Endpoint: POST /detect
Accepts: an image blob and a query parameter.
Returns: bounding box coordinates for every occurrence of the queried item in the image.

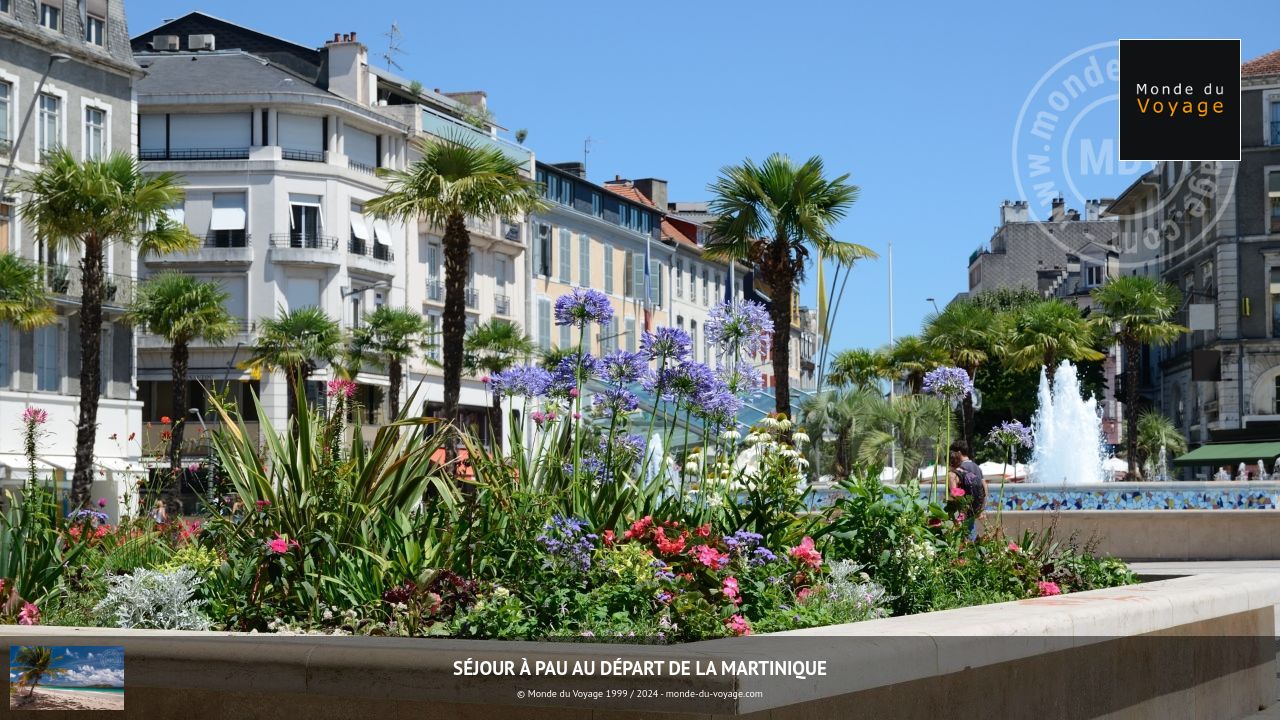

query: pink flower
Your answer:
[693,544,729,568]
[724,614,751,636]
[950,486,966,497]
[17,601,40,626]
[789,537,823,570]
[531,410,547,425]
[722,577,741,605]
[569,388,580,398]
[1008,542,1021,552]
[797,587,813,603]
[255,499,271,509]
[480,375,491,384]
[22,407,48,425]
[955,512,966,523]
[1037,581,1061,597]
[326,378,357,399]
[187,463,200,474]
[267,532,299,555]
[161,415,172,425]
[573,412,582,420]
[97,498,107,508]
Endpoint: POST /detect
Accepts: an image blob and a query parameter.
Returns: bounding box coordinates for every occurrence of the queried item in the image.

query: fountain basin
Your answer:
[804,482,1280,511]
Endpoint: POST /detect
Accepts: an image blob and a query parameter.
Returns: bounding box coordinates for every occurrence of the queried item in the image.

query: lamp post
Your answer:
[926,297,940,315]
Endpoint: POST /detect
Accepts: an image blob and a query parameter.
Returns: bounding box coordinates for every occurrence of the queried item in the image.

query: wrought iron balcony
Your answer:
[269,232,338,250]
[348,158,375,175]
[43,264,134,308]
[282,148,324,162]
[348,237,394,261]
[494,293,510,316]
[204,231,249,248]
[139,147,251,161]
[465,287,479,309]
[426,280,443,302]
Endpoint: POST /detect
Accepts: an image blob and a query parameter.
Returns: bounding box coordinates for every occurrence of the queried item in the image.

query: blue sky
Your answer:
[9,646,124,687]
[125,1,1277,353]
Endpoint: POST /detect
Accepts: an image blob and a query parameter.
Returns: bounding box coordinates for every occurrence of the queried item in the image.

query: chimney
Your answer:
[324,32,368,105]
[1051,197,1066,222]
[999,200,1029,225]
[551,162,587,179]
[632,178,668,210]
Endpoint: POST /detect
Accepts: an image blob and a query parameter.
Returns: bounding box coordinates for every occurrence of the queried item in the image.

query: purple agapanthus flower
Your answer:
[989,420,1033,449]
[922,366,974,401]
[489,365,553,399]
[640,327,692,365]
[536,515,598,572]
[693,385,742,430]
[599,350,648,385]
[705,300,773,358]
[646,360,717,403]
[551,354,601,396]
[592,386,639,416]
[611,433,646,463]
[554,288,614,328]
[716,364,763,398]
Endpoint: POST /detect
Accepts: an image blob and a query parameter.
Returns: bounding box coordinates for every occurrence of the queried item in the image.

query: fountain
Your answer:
[1154,446,1170,482]
[1029,361,1107,484]
[1238,462,1248,482]
[1259,459,1270,483]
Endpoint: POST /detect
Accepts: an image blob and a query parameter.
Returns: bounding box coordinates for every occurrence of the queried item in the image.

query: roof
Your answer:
[135,50,334,98]
[1174,441,1280,466]
[661,219,697,248]
[1243,49,1280,78]
[602,182,657,208]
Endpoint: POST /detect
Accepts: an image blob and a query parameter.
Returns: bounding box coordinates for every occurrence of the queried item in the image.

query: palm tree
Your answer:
[888,334,946,394]
[351,306,431,419]
[11,645,67,700]
[245,307,343,421]
[1135,409,1187,474]
[800,387,879,480]
[706,153,874,416]
[17,150,196,508]
[365,134,545,433]
[924,299,995,443]
[1001,300,1103,386]
[1092,276,1187,479]
[857,393,953,482]
[0,252,53,329]
[464,318,536,447]
[127,273,236,498]
[825,348,890,391]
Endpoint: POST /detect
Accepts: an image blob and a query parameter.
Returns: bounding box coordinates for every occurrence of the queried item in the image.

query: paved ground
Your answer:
[1129,562,1280,718]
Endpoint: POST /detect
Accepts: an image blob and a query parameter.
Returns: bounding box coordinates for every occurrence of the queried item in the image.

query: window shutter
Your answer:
[559,229,571,282]
[623,252,633,297]
[604,245,613,294]
[582,324,591,353]
[538,298,551,350]
[650,260,663,307]
[579,234,590,286]
[559,323,570,350]
[633,252,645,300]
[625,317,636,352]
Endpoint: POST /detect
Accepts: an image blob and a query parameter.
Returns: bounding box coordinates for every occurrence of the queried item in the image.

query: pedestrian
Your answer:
[150,499,168,525]
[947,440,987,541]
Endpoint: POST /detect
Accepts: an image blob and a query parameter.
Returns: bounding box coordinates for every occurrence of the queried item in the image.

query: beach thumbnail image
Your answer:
[8,645,124,711]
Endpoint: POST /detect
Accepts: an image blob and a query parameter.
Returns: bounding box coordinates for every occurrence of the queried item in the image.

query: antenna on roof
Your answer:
[584,135,600,167]
[381,22,405,72]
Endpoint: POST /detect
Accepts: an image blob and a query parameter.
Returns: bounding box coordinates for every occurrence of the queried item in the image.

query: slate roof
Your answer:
[135,50,332,98]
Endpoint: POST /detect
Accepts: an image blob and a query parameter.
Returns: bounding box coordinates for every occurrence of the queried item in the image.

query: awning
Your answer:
[210,195,247,231]
[95,457,144,474]
[349,211,370,240]
[164,207,185,225]
[1174,441,1280,466]
[0,454,54,472]
[40,456,77,472]
[373,219,393,245]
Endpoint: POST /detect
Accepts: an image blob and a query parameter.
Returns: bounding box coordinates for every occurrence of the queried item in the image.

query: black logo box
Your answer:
[1119,39,1240,162]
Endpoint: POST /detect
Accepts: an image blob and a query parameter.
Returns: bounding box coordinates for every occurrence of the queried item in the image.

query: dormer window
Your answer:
[1083,264,1104,287]
[85,0,107,45]
[38,1,61,31]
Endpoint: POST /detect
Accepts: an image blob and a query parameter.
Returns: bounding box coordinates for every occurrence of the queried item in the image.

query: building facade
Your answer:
[0,0,144,509]
[1110,50,1280,469]
[130,13,529,462]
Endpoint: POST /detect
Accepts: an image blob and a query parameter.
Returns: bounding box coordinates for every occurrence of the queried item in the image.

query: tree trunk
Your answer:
[490,392,503,451]
[766,265,793,419]
[284,367,298,423]
[1124,338,1141,479]
[167,341,189,515]
[1044,350,1057,388]
[70,242,104,509]
[441,212,471,459]
[388,357,402,419]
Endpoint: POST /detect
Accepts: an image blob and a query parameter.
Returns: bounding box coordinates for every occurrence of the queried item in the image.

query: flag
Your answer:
[816,252,828,342]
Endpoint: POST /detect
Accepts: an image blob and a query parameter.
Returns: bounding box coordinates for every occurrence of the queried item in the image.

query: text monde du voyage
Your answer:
[1134,82,1229,118]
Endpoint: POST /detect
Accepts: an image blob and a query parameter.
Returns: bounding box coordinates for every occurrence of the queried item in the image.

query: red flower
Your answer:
[161,416,171,425]
[928,518,942,527]
[624,516,653,541]
[950,486,966,497]
[788,537,823,570]
[653,527,686,555]
[267,532,300,555]
[127,432,136,441]
[602,530,616,547]
[693,544,728,568]
[1008,542,1021,552]
[694,524,712,538]
[1037,581,1061,597]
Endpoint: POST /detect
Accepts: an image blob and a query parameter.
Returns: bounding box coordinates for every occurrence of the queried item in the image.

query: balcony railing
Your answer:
[139,147,251,161]
[465,287,479,309]
[282,148,324,162]
[348,158,375,175]
[426,279,443,302]
[204,231,249,248]
[1272,121,1280,146]
[494,293,510,316]
[348,237,394,261]
[43,264,133,307]
[269,232,338,250]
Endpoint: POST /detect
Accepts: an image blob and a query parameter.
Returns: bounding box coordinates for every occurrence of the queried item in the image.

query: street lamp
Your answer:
[926,297,940,314]
[341,280,391,299]
[0,52,72,201]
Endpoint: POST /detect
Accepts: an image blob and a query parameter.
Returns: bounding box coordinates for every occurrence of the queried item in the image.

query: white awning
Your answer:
[350,211,370,241]
[210,194,247,231]
[0,454,53,471]
[353,371,390,388]
[95,457,144,474]
[164,207,185,225]
[40,455,77,472]
[373,219,393,244]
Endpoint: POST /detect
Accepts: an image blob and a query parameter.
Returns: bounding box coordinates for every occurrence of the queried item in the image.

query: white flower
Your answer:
[721,429,742,442]
[792,431,810,446]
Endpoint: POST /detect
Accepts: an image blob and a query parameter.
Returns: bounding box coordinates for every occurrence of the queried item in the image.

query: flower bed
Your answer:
[1,294,1134,640]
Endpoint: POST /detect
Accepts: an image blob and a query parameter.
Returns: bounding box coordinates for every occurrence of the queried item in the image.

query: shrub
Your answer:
[93,567,211,630]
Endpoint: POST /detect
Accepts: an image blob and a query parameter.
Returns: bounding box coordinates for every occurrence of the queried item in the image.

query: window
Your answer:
[38,94,60,155]
[1271,100,1280,145]
[603,244,613,294]
[99,327,110,395]
[537,297,551,351]
[350,295,362,330]
[495,256,508,292]
[582,323,591,353]
[690,320,698,363]
[0,81,10,149]
[0,0,9,13]
[579,234,590,286]
[38,1,60,30]
[84,106,106,159]
[1274,376,1280,415]
[701,268,709,305]
[425,313,440,361]
[211,193,247,247]
[625,317,636,352]
[648,260,663,307]
[543,173,573,206]
[559,320,570,350]
[1269,171,1280,234]
[591,191,602,218]
[85,4,106,46]
[0,202,9,254]
[1201,260,1214,291]
[715,272,721,303]
[533,224,552,277]
[1271,268,1280,338]
[675,259,683,298]
[558,229,571,282]
[1084,264,1104,287]
[625,251,645,299]
[34,324,59,392]
[289,196,323,246]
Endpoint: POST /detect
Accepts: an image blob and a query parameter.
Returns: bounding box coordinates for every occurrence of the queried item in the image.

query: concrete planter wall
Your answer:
[987,510,1280,560]
[3,574,1278,719]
